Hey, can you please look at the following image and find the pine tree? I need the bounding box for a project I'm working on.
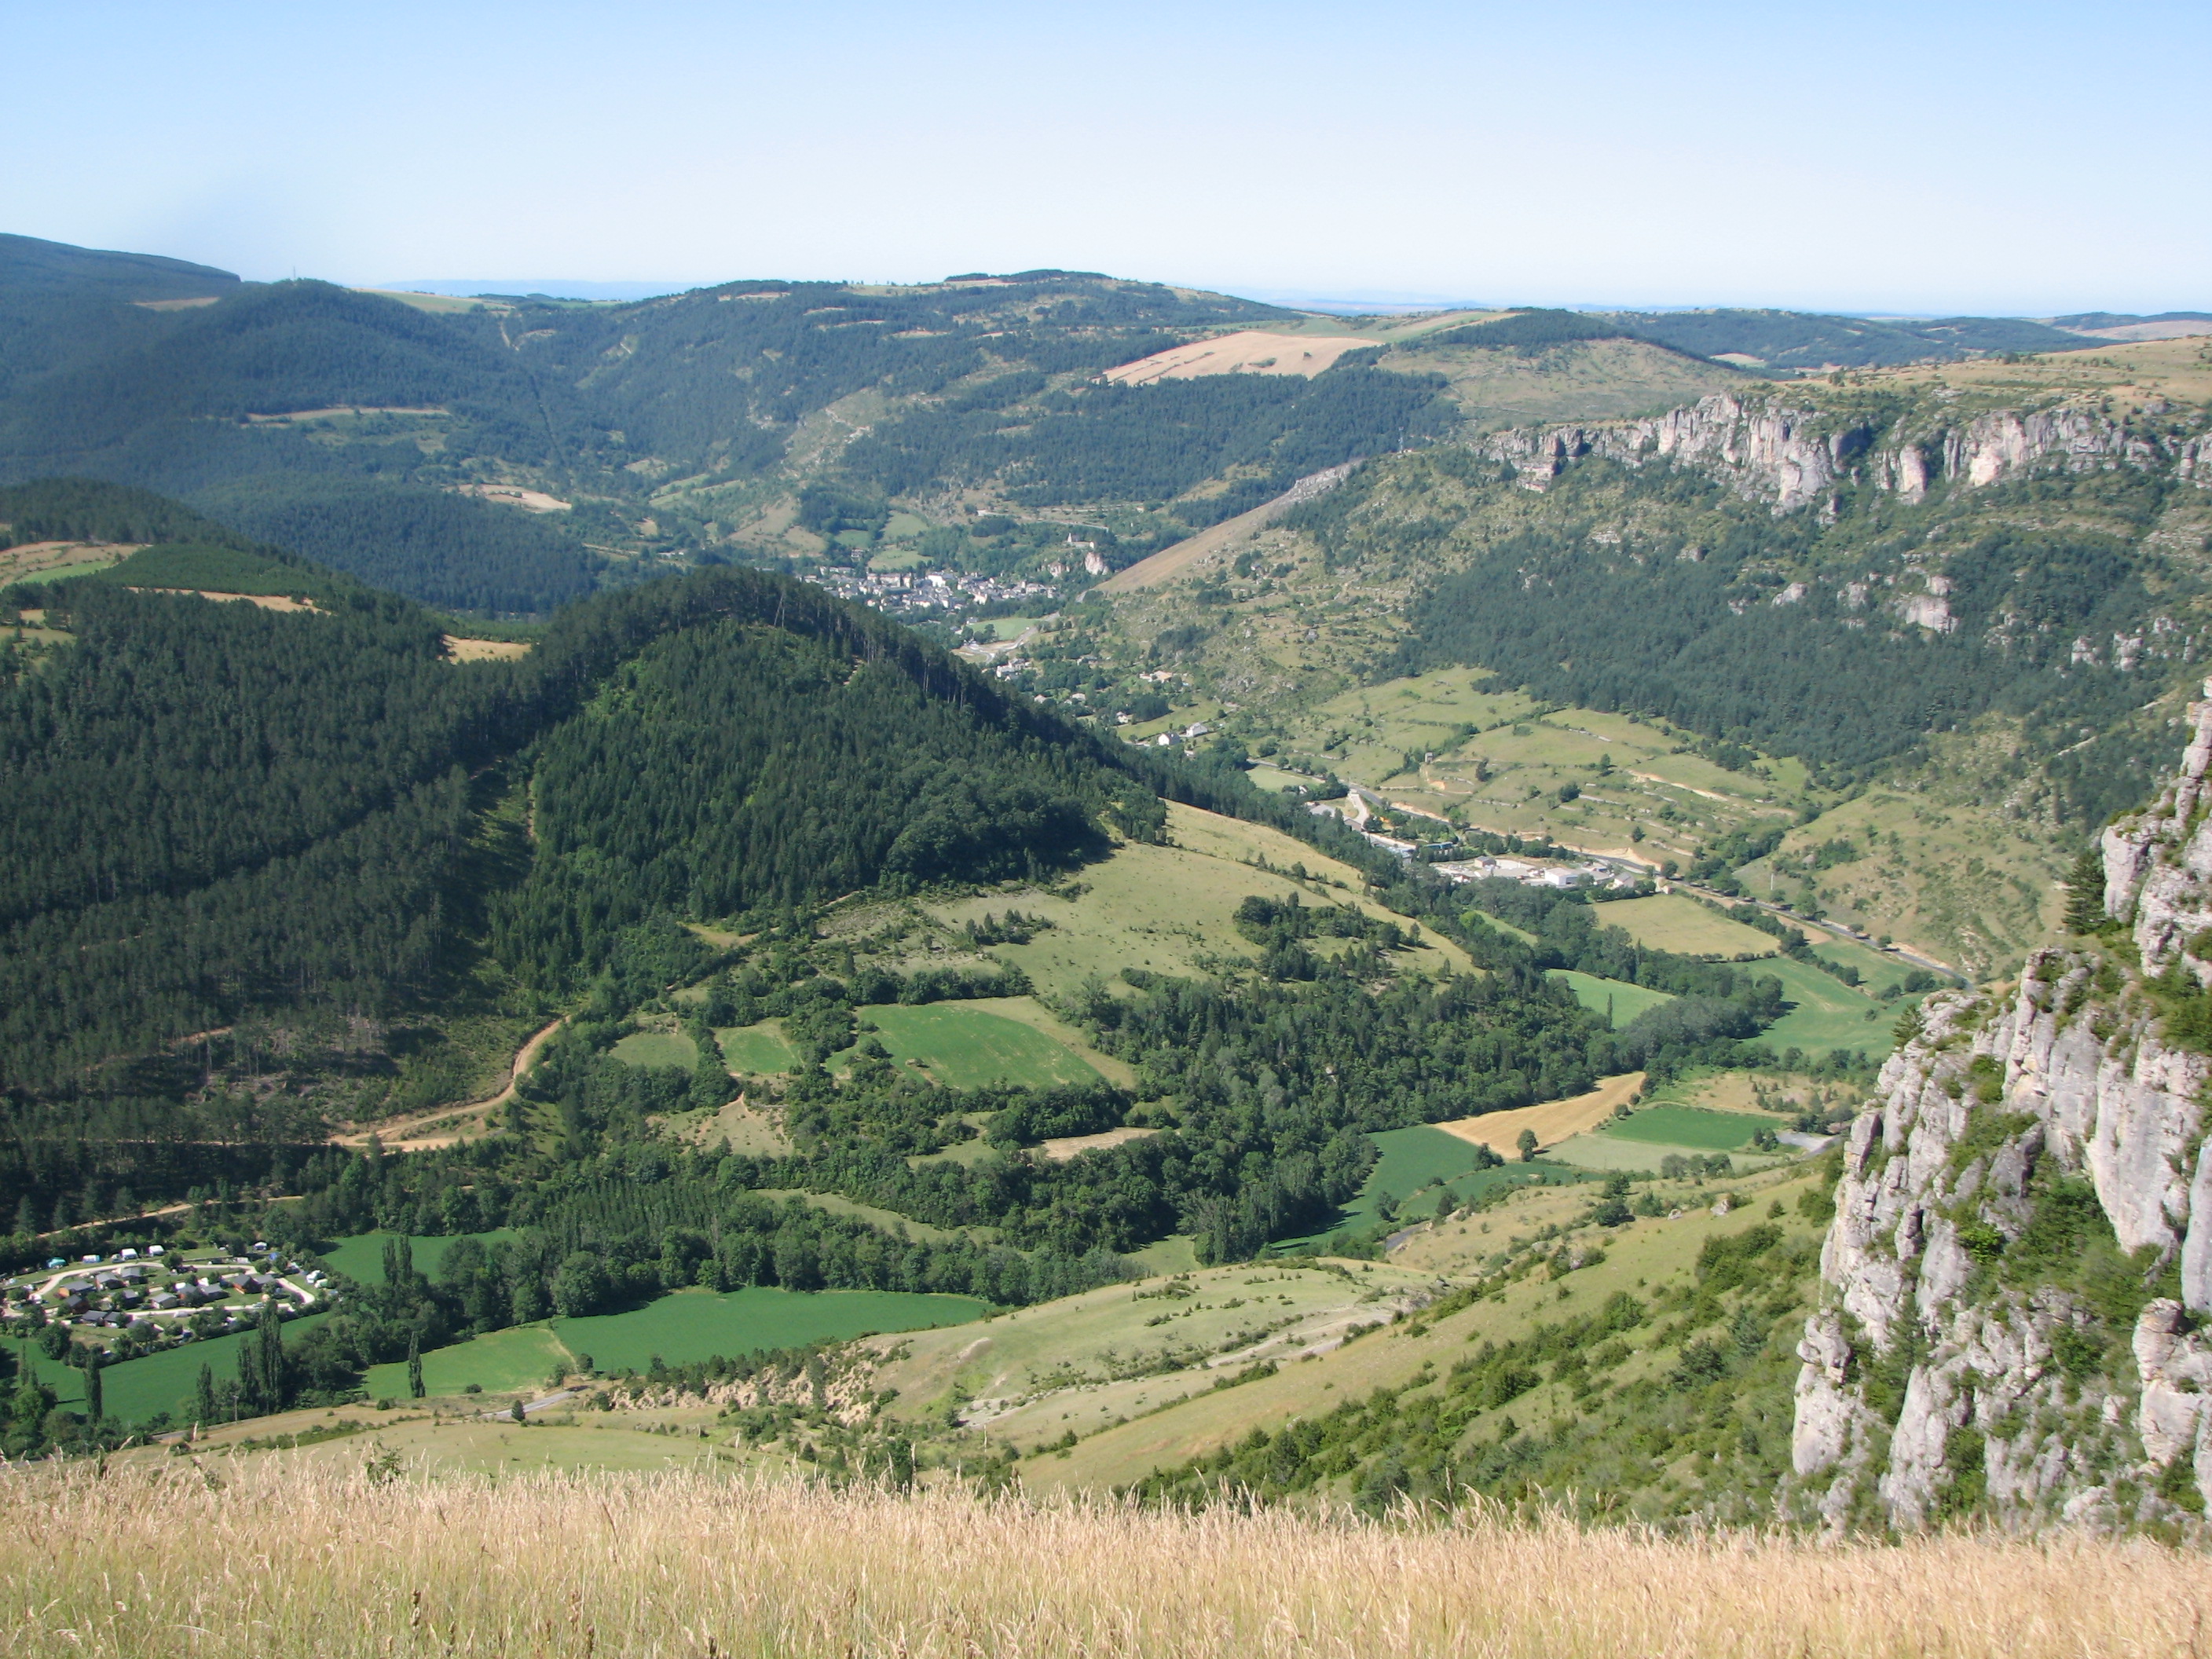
[82,1353,102,1424]
[195,1361,215,1426]
[406,1335,424,1400]
[2064,846,2108,934]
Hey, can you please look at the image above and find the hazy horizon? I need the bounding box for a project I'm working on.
[4,1,2207,317]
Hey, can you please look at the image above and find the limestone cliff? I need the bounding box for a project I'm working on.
[1790,690,2212,1530]
[1479,389,2207,515]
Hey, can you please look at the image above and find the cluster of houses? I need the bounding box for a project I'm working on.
[3,1245,324,1337]
[1431,854,1639,892]
[809,566,1057,617]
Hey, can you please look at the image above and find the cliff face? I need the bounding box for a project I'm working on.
[1479,390,2207,515]
[1791,690,2212,1531]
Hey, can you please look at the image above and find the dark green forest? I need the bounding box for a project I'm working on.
[191,476,599,613]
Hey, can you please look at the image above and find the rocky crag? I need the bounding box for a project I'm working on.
[1479,390,2210,515]
[1789,688,2212,1531]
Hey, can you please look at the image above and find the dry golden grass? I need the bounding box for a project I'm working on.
[5,1459,2207,1659]
[1435,1071,1645,1155]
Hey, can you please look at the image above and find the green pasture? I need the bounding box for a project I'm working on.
[554,1286,989,1372]
[1550,970,1675,1024]
[859,1002,1103,1090]
[716,1021,797,1075]
[1599,895,1778,957]
[17,1313,332,1426]
[1274,1125,1596,1249]
[1602,1105,1774,1150]
[364,1324,569,1400]
[1759,957,1899,1053]
[319,1230,517,1285]
[610,1030,698,1068]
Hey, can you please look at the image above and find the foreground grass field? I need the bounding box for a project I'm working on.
[10,1461,2201,1659]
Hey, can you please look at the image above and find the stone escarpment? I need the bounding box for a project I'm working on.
[1479,390,2207,515]
[1789,692,2212,1532]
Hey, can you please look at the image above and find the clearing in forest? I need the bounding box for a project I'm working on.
[857,1002,1106,1091]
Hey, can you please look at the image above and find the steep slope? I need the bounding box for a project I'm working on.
[1792,693,2212,1530]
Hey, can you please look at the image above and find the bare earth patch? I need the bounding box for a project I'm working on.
[1039,1126,1157,1161]
[454,482,574,512]
[443,635,533,661]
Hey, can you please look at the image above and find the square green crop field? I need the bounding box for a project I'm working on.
[1758,957,1901,1054]
[610,1031,699,1069]
[553,1286,989,1372]
[716,1021,798,1075]
[860,1003,1103,1090]
[1602,1105,1776,1150]
[1597,895,1780,957]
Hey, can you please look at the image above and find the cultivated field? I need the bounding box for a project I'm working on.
[363,1323,567,1398]
[717,1020,799,1075]
[17,1460,2200,1659]
[1434,1072,1645,1158]
[610,1029,698,1068]
[1549,969,1674,1021]
[856,1002,1108,1090]
[1602,1104,1774,1150]
[553,1286,987,1374]
[1102,329,1379,384]
[1598,895,1778,956]
[1757,957,1900,1054]
[16,1314,334,1423]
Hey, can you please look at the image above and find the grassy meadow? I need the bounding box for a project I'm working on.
[13,1459,2201,1659]
[1600,1104,1773,1150]
[1596,894,1777,956]
[554,1286,988,1373]
[922,801,1474,1002]
[1549,969,1674,1021]
[853,1002,1106,1090]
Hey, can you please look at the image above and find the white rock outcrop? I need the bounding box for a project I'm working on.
[1477,389,2207,518]
[1793,698,2212,1531]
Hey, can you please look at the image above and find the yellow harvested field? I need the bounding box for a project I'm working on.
[456,482,573,512]
[1103,329,1375,385]
[1040,1126,1156,1161]
[132,588,321,613]
[443,634,533,661]
[1599,893,1779,956]
[1434,1071,1644,1156]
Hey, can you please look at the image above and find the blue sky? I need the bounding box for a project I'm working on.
[5,1,2204,314]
